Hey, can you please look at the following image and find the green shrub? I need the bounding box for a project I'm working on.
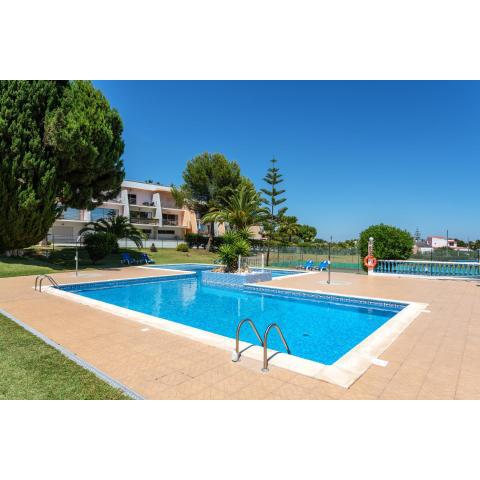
[216,232,250,272]
[83,232,116,264]
[176,243,189,252]
[359,224,413,262]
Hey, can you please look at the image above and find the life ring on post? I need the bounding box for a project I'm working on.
[363,255,377,268]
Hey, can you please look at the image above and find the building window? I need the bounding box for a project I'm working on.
[128,193,137,205]
[158,230,175,235]
[61,208,81,220]
[91,208,118,221]
[162,214,178,226]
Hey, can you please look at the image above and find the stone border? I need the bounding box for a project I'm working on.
[0,308,143,400]
[138,264,316,281]
[201,270,272,287]
[45,273,427,388]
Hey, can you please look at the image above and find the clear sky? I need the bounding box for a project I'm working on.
[93,81,480,241]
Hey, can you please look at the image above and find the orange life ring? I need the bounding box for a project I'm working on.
[364,255,377,268]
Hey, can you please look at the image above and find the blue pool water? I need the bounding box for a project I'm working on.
[61,272,405,365]
[150,263,302,278]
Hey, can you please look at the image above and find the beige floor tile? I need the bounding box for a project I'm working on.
[2,267,480,400]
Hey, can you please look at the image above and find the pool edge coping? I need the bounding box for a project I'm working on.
[44,272,427,389]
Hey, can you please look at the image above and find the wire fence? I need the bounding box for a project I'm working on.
[250,245,362,272]
[410,249,480,263]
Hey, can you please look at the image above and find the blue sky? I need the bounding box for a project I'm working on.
[94,81,480,241]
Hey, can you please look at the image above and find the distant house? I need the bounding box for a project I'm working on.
[427,236,457,249]
[413,240,433,254]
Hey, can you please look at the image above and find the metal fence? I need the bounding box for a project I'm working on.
[410,249,480,263]
[250,245,362,272]
[43,234,187,250]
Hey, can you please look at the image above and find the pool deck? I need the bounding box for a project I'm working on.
[1,267,479,399]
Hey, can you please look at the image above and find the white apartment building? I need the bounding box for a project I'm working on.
[49,180,205,245]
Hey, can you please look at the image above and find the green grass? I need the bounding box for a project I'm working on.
[269,253,362,271]
[0,313,130,399]
[0,247,217,278]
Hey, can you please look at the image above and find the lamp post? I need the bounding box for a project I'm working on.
[367,236,374,274]
[75,234,83,277]
[446,229,449,259]
[327,235,332,284]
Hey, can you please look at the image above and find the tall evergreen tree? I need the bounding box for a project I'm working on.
[414,227,421,242]
[260,158,287,264]
[0,81,125,254]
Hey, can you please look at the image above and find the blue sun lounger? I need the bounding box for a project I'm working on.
[139,253,155,264]
[121,252,137,265]
[316,260,330,271]
[298,259,314,270]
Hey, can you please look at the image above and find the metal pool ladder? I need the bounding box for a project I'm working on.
[35,274,59,292]
[232,318,264,362]
[232,318,291,372]
[262,323,290,372]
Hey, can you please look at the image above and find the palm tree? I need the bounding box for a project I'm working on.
[202,184,267,236]
[278,215,300,243]
[79,215,146,249]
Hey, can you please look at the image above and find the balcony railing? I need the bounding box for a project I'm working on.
[375,259,480,278]
[162,219,179,226]
[130,217,159,225]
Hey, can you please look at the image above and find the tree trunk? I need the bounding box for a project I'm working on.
[206,221,215,251]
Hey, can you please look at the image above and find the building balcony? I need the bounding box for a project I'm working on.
[129,203,157,211]
[130,217,159,225]
[162,219,179,226]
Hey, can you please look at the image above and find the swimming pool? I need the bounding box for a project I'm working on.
[55,271,406,366]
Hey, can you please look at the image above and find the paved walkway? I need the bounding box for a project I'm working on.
[1,268,479,399]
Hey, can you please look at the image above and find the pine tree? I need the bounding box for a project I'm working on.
[260,158,287,264]
[414,227,421,242]
[0,81,65,253]
[172,152,242,251]
[0,81,125,254]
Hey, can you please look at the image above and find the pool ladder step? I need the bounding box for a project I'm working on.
[232,318,291,372]
[34,274,59,292]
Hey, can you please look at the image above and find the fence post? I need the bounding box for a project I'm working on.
[238,255,241,273]
[261,253,265,272]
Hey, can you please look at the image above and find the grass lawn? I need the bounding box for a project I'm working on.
[0,247,217,278]
[0,313,130,400]
[268,252,363,272]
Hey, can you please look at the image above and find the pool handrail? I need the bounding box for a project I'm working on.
[35,274,59,292]
[262,323,291,372]
[232,318,264,362]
